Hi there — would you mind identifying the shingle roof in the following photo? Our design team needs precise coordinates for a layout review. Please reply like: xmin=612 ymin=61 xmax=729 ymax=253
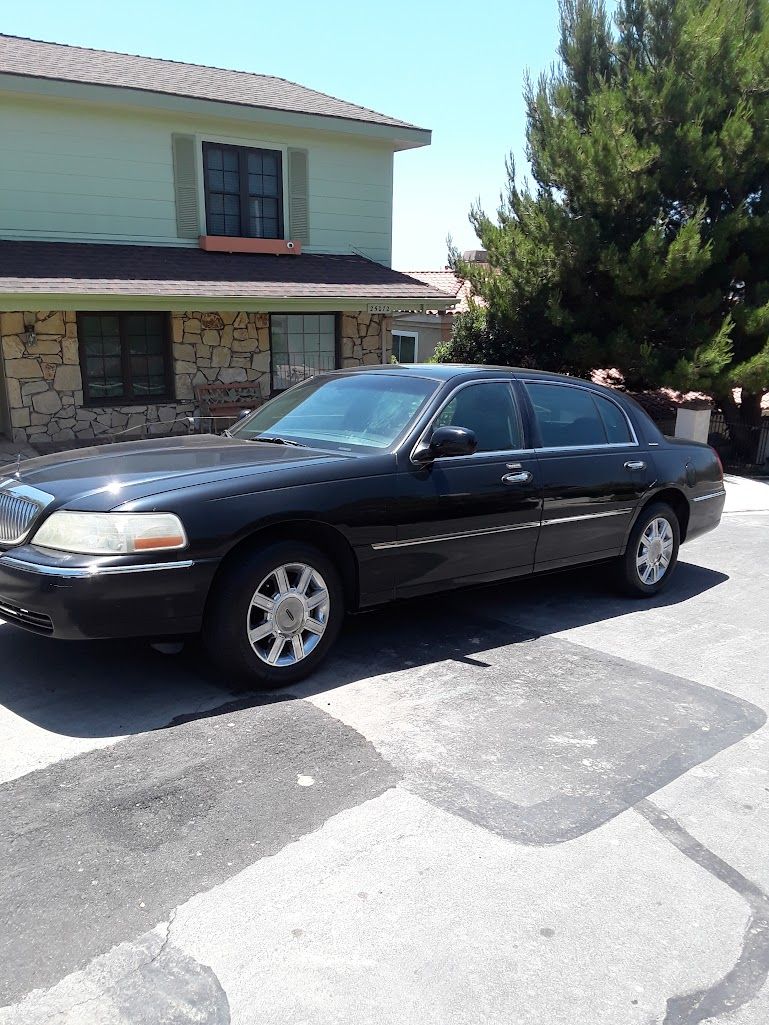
xmin=403 ymin=270 xmax=480 ymax=314
xmin=0 ymin=241 xmax=458 ymax=304
xmin=0 ymin=34 xmax=424 ymax=131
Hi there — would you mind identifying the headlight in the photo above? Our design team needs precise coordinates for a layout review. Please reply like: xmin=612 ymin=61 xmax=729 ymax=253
xmin=32 ymin=511 xmax=188 ymax=555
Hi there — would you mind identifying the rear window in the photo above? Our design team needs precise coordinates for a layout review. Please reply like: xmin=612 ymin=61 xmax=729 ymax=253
xmin=594 ymin=394 xmax=633 ymax=444
xmin=525 ymin=383 xmax=607 ymax=447
xmin=525 ymin=382 xmax=633 ymax=447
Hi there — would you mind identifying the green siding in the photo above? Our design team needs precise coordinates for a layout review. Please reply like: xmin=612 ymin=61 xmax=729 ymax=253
xmin=0 ymin=93 xmax=395 ymax=264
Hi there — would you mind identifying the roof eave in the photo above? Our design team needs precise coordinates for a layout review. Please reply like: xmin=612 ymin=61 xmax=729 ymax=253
xmin=0 ymin=72 xmax=432 ymax=149
xmin=0 ymin=290 xmax=458 ymax=314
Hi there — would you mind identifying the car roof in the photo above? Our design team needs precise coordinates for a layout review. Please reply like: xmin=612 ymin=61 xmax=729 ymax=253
xmin=334 ymin=363 xmax=603 ymax=387
xmin=330 ymin=363 xmax=515 ymax=382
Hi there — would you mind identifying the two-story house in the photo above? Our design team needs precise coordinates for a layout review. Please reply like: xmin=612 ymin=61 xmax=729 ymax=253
xmin=0 ymin=35 xmax=454 ymax=447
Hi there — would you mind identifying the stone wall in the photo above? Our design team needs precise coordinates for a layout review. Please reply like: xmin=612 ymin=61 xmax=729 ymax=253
xmin=2 ymin=311 xmax=89 ymax=446
xmin=340 ymin=313 xmax=391 ymax=366
xmin=171 ymin=311 xmax=270 ymax=402
xmin=0 ymin=310 xmax=390 ymax=446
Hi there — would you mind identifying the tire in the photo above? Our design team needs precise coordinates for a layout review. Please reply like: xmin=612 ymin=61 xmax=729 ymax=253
xmin=617 ymin=501 xmax=680 ymax=597
xmin=203 ymin=540 xmax=344 ymax=690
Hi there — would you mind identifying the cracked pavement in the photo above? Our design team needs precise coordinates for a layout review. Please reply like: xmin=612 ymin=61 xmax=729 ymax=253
xmin=1 ymin=477 xmax=768 ymax=1024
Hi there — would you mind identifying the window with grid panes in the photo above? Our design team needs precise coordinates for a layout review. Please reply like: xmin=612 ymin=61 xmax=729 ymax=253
xmin=203 ymin=143 xmax=283 ymax=239
xmin=270 ymin=314 xmax=337 ymax=390
xmin=77 ymin=313 xmax=172 ymax=404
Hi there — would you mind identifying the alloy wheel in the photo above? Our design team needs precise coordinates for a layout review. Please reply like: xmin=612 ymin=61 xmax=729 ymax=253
xmin=635 ymin=516 xmax=674 ymax=585
xmin=246 ymin=562 xmax=330 ymax=666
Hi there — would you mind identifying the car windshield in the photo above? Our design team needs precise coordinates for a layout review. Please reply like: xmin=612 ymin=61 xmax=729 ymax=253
xmin=230 ymin=373 xmax=438 ymax=452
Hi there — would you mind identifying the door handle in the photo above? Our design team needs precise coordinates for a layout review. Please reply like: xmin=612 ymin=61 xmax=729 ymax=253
xmin=501 ymin=470 xmax=533 ymax=485
xmin=624 ymin=460 xmax=646 ymax=470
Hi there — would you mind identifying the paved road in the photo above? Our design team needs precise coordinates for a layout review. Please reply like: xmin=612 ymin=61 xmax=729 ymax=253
xmin=1 ymin=485 xmax=768 ymax=1024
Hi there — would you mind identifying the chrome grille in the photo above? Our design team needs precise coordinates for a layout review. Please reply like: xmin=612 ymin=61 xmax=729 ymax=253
xmin=0 ymin=491 xmax=39 ymax=543
xmin=0 ymin=480 xmax=53 ymax=545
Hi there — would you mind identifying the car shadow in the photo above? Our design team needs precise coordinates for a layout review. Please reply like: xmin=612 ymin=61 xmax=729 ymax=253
xmin=0 ymin=559 xmax=729 ymax=740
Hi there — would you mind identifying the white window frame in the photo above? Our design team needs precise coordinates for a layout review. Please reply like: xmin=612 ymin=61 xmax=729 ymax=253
xmin=392 ymin=330 xmax=419 ymax=363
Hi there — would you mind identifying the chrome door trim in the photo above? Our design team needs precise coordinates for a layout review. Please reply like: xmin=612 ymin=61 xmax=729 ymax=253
xmin=0 ymin=556 xmax=195 ymax=578
xmin=541 ymin=508 xmax=634 ymax=526
xmin=692 ymin=489 xmax=726 ymax=503
xmin=409 ymin=378 xmax=533 ymax=465
xmin=534 ymin=442 xmax=640 ymax=453
xmin=519 ymin=379 xmax=640 ymax=449
xmin=372 ymin=520 xmax=541 ymax=550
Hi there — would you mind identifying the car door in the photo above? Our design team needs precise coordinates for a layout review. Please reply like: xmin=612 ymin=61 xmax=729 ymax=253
xmin=387 ymin=379 xmax=543 ymax=598
xmin=520 ymin=379 xmax=653 ymax=570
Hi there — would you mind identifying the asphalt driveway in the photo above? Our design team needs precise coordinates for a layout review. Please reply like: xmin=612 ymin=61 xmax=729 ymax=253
xmin=1 ymin=480 xmax=768 ymax=1024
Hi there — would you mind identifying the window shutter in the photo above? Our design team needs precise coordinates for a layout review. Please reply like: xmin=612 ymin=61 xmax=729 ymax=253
xmin=172 ymin=134 xmax=201 ymax=239
xmin=287 ymin=148 xmax=310 ymax=244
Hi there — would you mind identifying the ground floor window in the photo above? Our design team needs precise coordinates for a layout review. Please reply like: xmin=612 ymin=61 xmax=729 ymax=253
xmin=270 ymin=314 xmax=337 ymax=390
xmin=392 ymin=331 xmax=419 ymax=363
xmin=78 ymin=313 xmax=172 ymax=404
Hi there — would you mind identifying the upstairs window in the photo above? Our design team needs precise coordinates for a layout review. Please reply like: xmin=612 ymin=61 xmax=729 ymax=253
xmin=203 ymin=143 xmax=283 ymax=239
xmin=78 ymin=313 xmax=172 ymax=405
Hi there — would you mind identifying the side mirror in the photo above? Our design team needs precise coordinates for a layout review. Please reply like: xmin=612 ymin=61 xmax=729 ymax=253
xmin=414 ymin=425 xmax=478 ymax=463
xmin=236 ymin=408 xmax=252 ymax=421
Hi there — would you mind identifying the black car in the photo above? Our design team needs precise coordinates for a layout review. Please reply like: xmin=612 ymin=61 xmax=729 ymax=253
xmin=0 ymin=365 xmax=725 ymax=687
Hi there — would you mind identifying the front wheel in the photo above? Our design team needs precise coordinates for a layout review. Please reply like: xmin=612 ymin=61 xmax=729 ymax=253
xmin=617 ymin=502 xmax=680 ymax=597
xmin=203 ymin=541 xmax=344 ymax=689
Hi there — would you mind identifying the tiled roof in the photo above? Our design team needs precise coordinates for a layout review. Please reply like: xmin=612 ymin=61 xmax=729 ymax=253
xmin=0 ymin=241 xmax=458 ymax=304
xmin=0 ymin=34 xmax=424 ymax=131
xmin=402 ymin=270 xmax=480 ymax=314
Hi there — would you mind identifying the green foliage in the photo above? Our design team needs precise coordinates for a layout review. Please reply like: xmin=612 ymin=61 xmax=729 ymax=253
xmin=441 ymin=0 xmax=769 ymax=438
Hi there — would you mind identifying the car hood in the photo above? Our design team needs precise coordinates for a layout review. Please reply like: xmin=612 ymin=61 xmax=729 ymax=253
xmin=0 ymin=434 xmax=351 ymax=509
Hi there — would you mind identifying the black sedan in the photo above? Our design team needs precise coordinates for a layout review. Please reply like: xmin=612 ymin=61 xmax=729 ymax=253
xmin=0 ymin=365 xmax=725 ymax=687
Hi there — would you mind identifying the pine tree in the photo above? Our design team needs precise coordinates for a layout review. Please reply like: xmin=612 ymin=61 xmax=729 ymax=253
xmin=439 ymin=0 xmax=769 ymax=459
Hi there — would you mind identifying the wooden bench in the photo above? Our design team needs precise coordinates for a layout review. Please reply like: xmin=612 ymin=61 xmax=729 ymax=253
xmin=194 ymin=382 xmax=266 ymax=431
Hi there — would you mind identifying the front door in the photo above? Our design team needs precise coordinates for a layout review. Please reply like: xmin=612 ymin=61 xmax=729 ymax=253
xmin=520 ymin=380 xmax=654 ymax=570
xmin=388 ymin=379 xmax=542 ymax=598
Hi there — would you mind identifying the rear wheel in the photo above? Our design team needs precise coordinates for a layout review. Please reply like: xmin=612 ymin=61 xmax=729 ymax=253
xmin=617 ymin=502 xmax=680 ymax=597
xmin=203 ymin=541 xmax=344 ymax=689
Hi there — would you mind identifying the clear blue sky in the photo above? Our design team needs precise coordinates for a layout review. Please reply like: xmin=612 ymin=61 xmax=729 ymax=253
xmin=3 ymin=0 xmax=563 ymax=270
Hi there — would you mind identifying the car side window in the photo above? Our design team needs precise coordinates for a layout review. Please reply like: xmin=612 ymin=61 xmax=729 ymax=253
xmin=433 ymin=382 xmax=523 ymax=452
xmin=525 ymin=382 xmax=610 ymax=448
xmin=594 ymin=394 xmax=634 ymax=444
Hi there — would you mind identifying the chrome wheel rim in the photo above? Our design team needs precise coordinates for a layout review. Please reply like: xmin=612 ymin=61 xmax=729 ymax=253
xmin=246 ymin=562 xmax=330 ymax=666
xmin=636 ymin=517 xmax=674 ymax=585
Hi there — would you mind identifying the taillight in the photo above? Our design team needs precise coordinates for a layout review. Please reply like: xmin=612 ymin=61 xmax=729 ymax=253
xmin=711 ymin=447 xmax=724 ymax=479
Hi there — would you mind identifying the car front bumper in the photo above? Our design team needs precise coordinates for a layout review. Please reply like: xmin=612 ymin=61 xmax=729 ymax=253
xmin=0 ymin=548 xmax=219 ymax=640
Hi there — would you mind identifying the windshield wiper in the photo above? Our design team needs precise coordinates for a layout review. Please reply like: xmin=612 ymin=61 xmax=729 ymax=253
xmin=247 ymin=435 xmax=305 ymax=447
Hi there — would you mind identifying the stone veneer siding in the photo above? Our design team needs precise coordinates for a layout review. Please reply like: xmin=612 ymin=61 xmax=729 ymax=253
xmin=0 ymin=310 xmax=391 ymax=445
xmin=339 ymin=312 xmax=390 ymax=365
